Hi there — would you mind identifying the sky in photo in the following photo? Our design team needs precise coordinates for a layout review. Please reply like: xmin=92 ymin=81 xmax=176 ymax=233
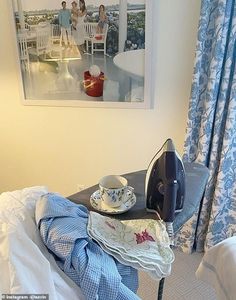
xmin=15 ymin=0 xmax=145 ymax=11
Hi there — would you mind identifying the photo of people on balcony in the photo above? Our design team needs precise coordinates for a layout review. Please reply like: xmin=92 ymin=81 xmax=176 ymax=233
xmin=13 ymin=0 xmax=146 ymax=103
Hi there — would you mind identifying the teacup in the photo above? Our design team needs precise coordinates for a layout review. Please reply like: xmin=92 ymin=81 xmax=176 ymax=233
xmin=99 ymin=175 xmax=134 ymax=208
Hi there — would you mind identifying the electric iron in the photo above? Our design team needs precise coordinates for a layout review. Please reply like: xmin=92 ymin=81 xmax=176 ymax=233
xmin=145 ymin=139 xmax=185 ymax=227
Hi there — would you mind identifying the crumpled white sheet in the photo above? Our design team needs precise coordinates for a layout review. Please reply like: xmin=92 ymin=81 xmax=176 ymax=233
xmin=0 ymin=186 xmax=85 ymax=300
xmin=196 ymin=236 xmax=236 ymax=300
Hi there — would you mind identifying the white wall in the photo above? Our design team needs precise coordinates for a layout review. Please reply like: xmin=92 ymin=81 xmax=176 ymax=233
xmin=0 ymin=0 xmax=201 ymax=196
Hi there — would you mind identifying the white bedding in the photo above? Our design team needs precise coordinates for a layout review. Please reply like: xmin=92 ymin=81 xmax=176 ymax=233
xmin=196 ymin=236 xmax=236 ymax=300
xmin=0 ymin=187 xmax=85 ymax=300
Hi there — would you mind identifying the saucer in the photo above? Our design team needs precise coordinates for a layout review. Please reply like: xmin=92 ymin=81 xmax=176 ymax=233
xmin=90 ymin=190 xmax=136 ymax=215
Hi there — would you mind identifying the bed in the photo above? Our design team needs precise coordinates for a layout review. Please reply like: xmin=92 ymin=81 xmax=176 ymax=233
xmin=196 ymin=236 xmax=236 ymax=300
xmin=0 ymin=186 xmax=85 ymax=299
xmin=0 ymin=186 xmax=141 ymax=300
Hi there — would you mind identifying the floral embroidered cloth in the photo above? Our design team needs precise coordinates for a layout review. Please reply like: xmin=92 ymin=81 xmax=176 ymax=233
xmin=88 ymin=212 xmax=175 ymax=280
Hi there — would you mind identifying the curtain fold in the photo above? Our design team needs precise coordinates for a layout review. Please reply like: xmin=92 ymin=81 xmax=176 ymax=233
xmin=175 ymin=0 xmax=236 ymax=252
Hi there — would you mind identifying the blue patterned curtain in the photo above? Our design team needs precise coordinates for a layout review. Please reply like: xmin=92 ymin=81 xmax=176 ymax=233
xmin=175 ymin=0 xmax=236 ymax=252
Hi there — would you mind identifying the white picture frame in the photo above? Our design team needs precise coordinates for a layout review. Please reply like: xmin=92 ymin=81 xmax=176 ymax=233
xmin=10 ymin=0 xmax=153 ymax=108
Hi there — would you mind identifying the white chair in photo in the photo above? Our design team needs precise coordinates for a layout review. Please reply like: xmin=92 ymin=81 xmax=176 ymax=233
xmin=49 ymin=24 xmax=63 ymax=59
xmin=28 ymin=28 xmax=51 ymax=59
xmin=18 ymin=33 xmax=30 ymax=72
xmin=84 ymin=22 xmax=97 ymax=37
xmin=84 ymin=23 xmax=108 ymax=55
xmin=51 ymin=24 xmax=62 ymax=45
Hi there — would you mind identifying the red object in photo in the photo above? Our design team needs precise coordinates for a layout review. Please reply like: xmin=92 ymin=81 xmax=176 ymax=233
xmin=84 ymin=71 xmax=104 ymax=97
xmin=95 ymin=35 xmax=103 ymax=40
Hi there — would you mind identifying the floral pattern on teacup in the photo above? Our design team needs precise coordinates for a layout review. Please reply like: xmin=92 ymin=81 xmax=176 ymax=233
xmin=100 ymin=186 xmax=134 ymax=208
xmin=100 ymin=187 xmax=124 ymax=203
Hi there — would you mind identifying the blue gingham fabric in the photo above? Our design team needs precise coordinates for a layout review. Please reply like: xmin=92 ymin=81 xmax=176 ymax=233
xmin=35 ymin=193 xmax=140 ymax=300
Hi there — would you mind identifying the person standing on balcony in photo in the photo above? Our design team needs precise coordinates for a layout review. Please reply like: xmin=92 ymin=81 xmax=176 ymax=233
xmin=58 ymin=1 xmax=71 ymax=47
xmin=71 ymin=1 xmax=79 ymax=30
xmin=72 ymin=0 xmax=87 ymax=53
xmin=96 ymin=5 xmax=107 ymax=34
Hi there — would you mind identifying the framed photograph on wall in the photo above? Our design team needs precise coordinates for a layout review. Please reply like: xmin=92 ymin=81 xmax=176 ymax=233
xmin=10 ymin=0 xmax=153 ymax=108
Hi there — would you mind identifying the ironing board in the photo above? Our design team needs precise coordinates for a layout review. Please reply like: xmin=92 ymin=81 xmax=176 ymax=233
xmin=68 ymin=162 xmax=209 ymax=299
